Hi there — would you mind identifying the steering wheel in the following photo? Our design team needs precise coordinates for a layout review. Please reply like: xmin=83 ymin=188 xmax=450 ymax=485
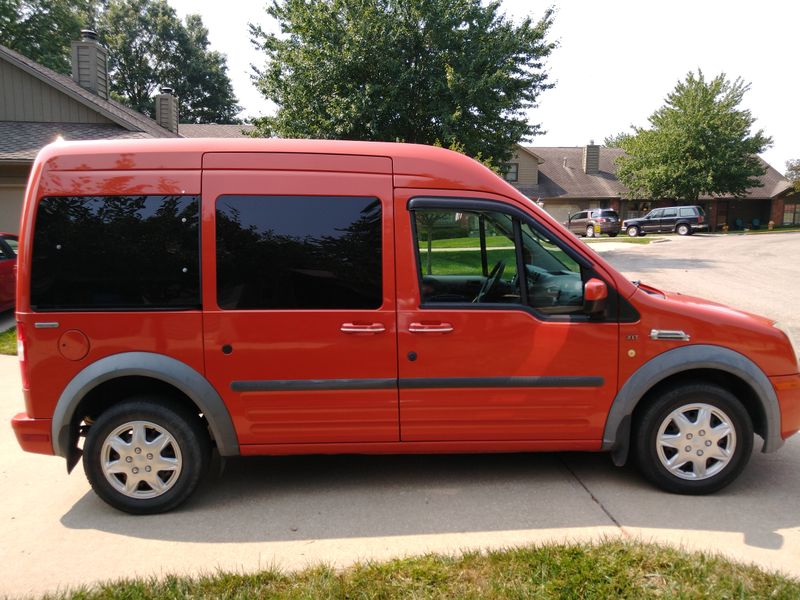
xmin=474 ymin=260 xmax=506 ymax=303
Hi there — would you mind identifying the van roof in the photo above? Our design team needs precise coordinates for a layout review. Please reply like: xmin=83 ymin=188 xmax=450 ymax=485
xmin=34 ymin=137 xmax=523 ymax=198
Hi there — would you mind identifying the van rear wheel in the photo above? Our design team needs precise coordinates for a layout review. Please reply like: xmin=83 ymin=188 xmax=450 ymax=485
xmin=83 ymin=397 xmax=210 ymax=514
xmin=634 ymin=383 xmax=752 ymax=494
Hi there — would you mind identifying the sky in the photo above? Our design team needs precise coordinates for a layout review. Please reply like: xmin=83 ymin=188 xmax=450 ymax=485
xmin=168 ymin=0 xmax=799 ymax=173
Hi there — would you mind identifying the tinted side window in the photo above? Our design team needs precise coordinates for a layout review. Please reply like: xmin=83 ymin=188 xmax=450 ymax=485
xmin=31 ymin=196 xmax=200 ymax=311
xmin=216 ymin=195 xmax=382 ymax=310
xmin=679 ymin=207 xmax=695 ymax=217
xmin=662 ymin=208 xmax=677 ymax=217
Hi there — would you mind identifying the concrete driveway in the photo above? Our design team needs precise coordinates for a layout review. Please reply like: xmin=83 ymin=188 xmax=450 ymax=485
xmin=2 ymin=233 xmax=800 ymax=596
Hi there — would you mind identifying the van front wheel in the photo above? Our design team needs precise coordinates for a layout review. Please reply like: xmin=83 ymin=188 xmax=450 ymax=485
xmin=83 ymin=397 xmax=210 ymax=514
xmin=634 ymin=383 xmax=752 ymax=494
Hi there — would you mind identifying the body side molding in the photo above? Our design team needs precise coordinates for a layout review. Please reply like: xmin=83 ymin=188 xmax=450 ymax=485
xmin=602 ymin=344 xmax=782 ymax=465
xmin=51 ymin=351 xmax=240 ymax=458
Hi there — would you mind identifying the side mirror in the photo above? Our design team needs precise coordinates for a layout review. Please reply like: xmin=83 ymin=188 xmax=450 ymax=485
xmin=583 ymin=278 xmax=608 ymax=316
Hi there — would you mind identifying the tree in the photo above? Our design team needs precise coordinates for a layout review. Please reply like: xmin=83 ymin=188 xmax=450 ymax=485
xmin=616 ymin=71 xmax=772 ymax=202
xmin=786 ymin=160 xmax=800 ymax=192
xmin=0 ymin=0 xmax=98 ymax=74
xmin=98 ymin=0 xmax=240 ymax=123
xmin=603 ymin=131 xmax=631 ymax=148
xmin=167 ymin=14 xmax=241 ymax=124
xmin=250 ymin=0 xmax=556 ymax=165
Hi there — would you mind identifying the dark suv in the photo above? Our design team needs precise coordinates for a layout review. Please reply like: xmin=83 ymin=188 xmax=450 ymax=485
xmin=623 ymin=205 xmax=708 ymax=237
xmin=565 ymin=208 xmax=621 ymax=238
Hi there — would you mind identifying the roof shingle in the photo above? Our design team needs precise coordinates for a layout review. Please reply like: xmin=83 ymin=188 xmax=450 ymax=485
xmin=178 ymin=124 xmax=255 ymax=138
xmin=0 ymin=122 xmax=150 ymax=161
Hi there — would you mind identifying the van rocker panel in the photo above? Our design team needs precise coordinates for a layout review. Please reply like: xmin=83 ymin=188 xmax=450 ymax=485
xmin=51 ymin=352 xmax=239 ymax=459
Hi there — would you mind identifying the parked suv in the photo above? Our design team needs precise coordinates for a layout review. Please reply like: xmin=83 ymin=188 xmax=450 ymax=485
xmin=623 ymin=205 xmax=708 ymax=237
xmin=11 ymin=139 xmax=800 ymax=514
xmin=565 ymin=208 xmax=621 ymax=238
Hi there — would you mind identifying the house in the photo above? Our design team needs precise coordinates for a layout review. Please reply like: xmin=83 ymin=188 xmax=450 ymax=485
xmin=0 ymin=32 xmax=258 ymax=234
xmin=0 ymin=32 xmax=189 ymax=232
xmin=505 ymin=143 xmax=798 ymax=231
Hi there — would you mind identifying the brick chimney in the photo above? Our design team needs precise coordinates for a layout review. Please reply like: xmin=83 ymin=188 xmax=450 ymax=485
xmin=155 ymin=87 xmax=179 ymax=134
xmin=583 ymin=141 xmax=600 ymax=175
xmin=71 ymin=30 xmax=108 ymax=99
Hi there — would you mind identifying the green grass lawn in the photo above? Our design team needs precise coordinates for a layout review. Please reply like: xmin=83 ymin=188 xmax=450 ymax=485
xmin=740 ymin=227 xmax=800 ymax=235
xmin=421 ymin=248 xmax=518 ymax=277
xmin=40 ymin=540 xmax=799 ymax=599
xmin=429 ymin=235 xmax=512 ymax=249
xmin=0 ymin=326 xmax=16 ymax=355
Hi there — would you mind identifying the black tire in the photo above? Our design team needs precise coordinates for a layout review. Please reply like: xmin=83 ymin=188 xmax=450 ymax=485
xmin=676 ymin=223 xmax=691 ymax=236
xmin=634 ymin=383 xmax=753 ymax=495
xmin=627 ymin=226 xmax=640 ymax=237
xmin=608 ymin=232 xmax=618 ymax=238
xmin=83 ymin=397 xmax=210 ymax=514
xmin=585 ymin=225 xmax=595 ymax=238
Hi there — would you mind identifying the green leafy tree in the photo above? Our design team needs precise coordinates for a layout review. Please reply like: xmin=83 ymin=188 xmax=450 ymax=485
xmin=250 ymin=0 xmax=556 ymax=165
xmin=616 ymin=71 xmax=772 ymax=202
xmin=603 ymin=131 xmax=631 ymax=148
xmin=98 ymin=0 xmax=240 ymax=122
xmin=786 ymin=159 xmax=800 ymax=192
xmin=168 ymin=14 xmax=242 ymax=124
xmin=0 ymin=0 xmax=99 ymax=74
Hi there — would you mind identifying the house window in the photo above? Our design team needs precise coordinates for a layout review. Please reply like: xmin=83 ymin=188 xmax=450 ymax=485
xmin=783 ymin=203 xmax=799 ymax=226
xmin=504 ymin=163 xmax=519 ymax=182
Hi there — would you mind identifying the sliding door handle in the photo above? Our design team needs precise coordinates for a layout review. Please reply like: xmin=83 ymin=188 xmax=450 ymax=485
xmin=341 ymin=322 xmax=386 ymax=334
xmin=409 ymin=322 xmax=454 ymax=334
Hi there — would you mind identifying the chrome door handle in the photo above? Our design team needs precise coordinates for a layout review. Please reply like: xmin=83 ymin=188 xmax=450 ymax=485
xmin=340 ymin=322 xmax=386 ymax=334
xmin=408 ymin=322 xmax=454 ymax=333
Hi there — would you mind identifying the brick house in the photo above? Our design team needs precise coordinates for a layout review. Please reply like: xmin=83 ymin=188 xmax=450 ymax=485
xmin=504 ymin=143 xmax=798 ymax=231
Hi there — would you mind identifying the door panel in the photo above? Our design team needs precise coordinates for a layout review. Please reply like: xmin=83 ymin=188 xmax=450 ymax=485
xmin=395 ymin=190 xmax=618 ymax=443
xmin=202 ymin=168 xmax=399 ymax=445
xmin=660 ymin=208 xmax=678 ymax=232
xmin=643 ymin=210 xmax=662 ymax=233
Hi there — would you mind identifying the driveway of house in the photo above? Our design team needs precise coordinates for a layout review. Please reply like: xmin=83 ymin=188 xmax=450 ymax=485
xmin=1 ymin=233 xmax=799 ymax=597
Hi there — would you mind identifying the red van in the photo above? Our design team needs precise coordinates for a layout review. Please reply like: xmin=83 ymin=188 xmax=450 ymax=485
xmin=10 ymin=139 xmax=800 ymax=514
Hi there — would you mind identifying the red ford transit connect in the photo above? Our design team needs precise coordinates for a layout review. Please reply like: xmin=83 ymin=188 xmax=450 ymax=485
xmin=11 ymin=139 xmax=800 ymax=514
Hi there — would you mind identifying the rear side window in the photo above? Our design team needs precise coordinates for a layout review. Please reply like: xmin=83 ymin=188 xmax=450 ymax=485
xmin=679 ymin=207 xmax=696 ymax=217
xmin=31 ymin=195 xmax=200 ymax=311
xmin=216 ymin=195 xmax=382 ymax=310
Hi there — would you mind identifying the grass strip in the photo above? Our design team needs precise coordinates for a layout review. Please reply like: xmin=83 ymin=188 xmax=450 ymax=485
xmin=584 ymin=237 xmax=653 ymax=244
xmin=40 ymin=540 xmax=799 ymax=599
xmin=0 ymin=326 xmax=16 ymax=355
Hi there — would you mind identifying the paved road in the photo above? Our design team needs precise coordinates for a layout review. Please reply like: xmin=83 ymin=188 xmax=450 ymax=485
xmin=2 ymin=233 xmax=800 ymax=596
xmin=595 ymin=232 xmax=800 ymax=339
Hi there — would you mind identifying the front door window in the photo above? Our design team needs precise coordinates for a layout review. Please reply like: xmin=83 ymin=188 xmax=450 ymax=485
xmin=412 ymin=207 xmax=585 ymax=316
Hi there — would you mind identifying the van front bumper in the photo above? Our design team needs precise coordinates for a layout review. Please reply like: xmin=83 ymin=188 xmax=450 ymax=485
xmin=11 ymin=413 xmax=54 ymax=455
